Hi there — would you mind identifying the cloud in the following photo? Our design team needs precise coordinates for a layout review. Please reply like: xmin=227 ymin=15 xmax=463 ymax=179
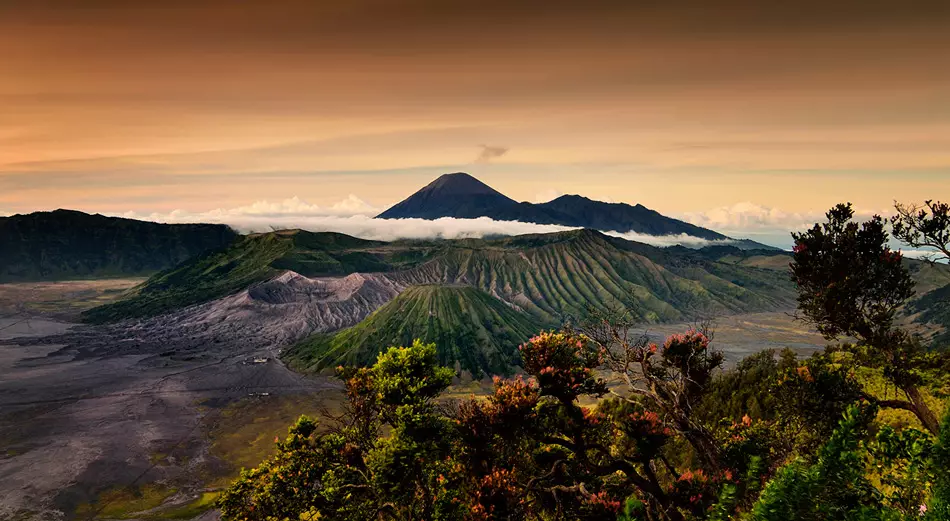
xmin=900 ymin=249 xmax=943 ymax=261
xmin=533 ymin=189 xmax=562 ymax=203
xmin=115 ymin=195 xmax=728 ymax=247
xmin=604 ymin=230 xmax=735 ymax=248
xmin=680 ymin=202 xmax=883 ymax=234
xmin=121 ymin=206 xmax=576 ymax=241
xmin=681 ymin=202 xmax=819 ymax=232
xmin=474 ymin=144 xmax=509 ymax=164
xmin=121 ymin=195 xmax=379 ymax=222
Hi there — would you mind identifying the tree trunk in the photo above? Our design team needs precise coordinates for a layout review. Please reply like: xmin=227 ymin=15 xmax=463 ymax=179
xmin=904 ymin=384 xmax=941 ymax=435
xmin=676 ymin=418 xmax=721 ymax=472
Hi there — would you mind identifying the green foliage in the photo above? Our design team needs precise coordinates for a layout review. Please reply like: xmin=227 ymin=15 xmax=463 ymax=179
xmin=218 ymin=341 xmax=457 ymax=521
xmin=791 ymin=203 xmax=914 ymax=345
xmin=923 ymin=408 xmax=950 ymax=520
xmin=222 ymin=331 xmax=950 ymax=521
xmin=699 ymin=349 xmax=795 ymax=424
xmin=792 ymin=203 xmax=947 ymax=435
xmin=751 ymin=403 xmax=888 ymax=521
xmin=773 ymin=351 xmax=866 ymax=451
xmin=868 ymin=424 xmax=935 ymax=513
xmin=286 ymin=285 xmax=540 ymax=377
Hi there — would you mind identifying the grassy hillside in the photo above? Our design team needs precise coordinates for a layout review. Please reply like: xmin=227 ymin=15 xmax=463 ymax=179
xmin=84 ymin=229 xmax=798 ymax=324
xmin=284 ymin=285 xmax=539 ymax=376
xmin=81 ymin=230 xmax=435 ymax=323
xmin=399 ymin=229 xmax=797 ymax=324
xmin=0 ymin=210 xmax=237 ymax=282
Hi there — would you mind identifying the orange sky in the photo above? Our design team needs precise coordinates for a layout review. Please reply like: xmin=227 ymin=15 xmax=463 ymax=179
xmin=2 ymin=0 xmax=949 ymax=224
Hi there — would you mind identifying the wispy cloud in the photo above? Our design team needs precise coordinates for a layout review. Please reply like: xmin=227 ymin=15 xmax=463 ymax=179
xmin=474 ymin=144 xmax=509 ymax=164
xmin=533 ymin=188 xmax=562 ymax=203
xmin=604 ymin=230 xmax=735 ymax=248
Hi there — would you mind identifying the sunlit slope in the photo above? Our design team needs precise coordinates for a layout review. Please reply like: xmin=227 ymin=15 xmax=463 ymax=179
xmin=81 ymin=230 xmax=433 ymax=323
xmin=284 ymin=285 xmax=538 ymax=376
xmin=396 ymin=230 xmax=796 ymax=324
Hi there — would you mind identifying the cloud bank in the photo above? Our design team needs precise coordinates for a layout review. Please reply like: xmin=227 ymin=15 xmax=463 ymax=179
xmin=604 ymin=231 xmax=735 ymax=248
xmin=116 ymin=196 xmax=736 ymax=247
xmin=681 ymin=202 xmax=884 ymax=234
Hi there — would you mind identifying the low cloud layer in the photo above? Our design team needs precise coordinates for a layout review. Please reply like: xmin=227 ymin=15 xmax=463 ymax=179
xmin=604 ymin=231 xmax=735 ymax=248
xmin=116 ymin=196 xmax=734 ymax=247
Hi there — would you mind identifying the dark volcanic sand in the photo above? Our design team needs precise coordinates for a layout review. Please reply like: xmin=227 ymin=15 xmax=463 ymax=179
xmin=0 ymin=316 xmax=335 ymax=520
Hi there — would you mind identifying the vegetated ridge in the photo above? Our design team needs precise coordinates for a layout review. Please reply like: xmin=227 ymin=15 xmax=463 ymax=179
xmin=284 ymin=285 xmax=539 ymax=376
xmin=85 ymin=228 xmax=796 ymax=326
xmin=81 ymin=229 xmax=436 ymax=323
xmin=0 ymin=209 xmax=238 ymax=282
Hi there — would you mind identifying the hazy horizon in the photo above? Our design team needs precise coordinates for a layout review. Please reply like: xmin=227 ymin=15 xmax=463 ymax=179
xmin=4 ymin=0 xmax=949 ymax=247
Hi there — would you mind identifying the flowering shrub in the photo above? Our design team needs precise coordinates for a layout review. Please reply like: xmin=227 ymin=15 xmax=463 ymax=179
xmin=520 ymin=331 xmax=608 ymax=401
xmin=219 ymin=332 xmax=950 ymax=521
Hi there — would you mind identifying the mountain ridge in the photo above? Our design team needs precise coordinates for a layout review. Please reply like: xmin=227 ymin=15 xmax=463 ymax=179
xmin=0 ymin=209 xmax=238 ymax=283
xmin=83 ymin=228 xmax=797 ymax=326
xmin=284 ymin=284 xmax=538 ymax=376
xmin=377 ymin=172 xmax=737 ymax=242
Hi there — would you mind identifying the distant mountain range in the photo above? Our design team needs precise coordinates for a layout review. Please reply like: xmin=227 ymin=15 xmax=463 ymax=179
xmin=377 ymin=172 xmax=774 ymax=249
xmin=0 ymin=210 xmax=237 ymax=282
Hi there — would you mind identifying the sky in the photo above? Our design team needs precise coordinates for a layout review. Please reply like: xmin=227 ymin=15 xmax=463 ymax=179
xmin=2 ymin=0 xmax=949 ymax=246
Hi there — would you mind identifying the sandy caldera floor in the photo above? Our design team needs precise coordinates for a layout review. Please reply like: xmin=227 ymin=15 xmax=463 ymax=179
xmin=0 ymin=281 xmax=338 ymax=521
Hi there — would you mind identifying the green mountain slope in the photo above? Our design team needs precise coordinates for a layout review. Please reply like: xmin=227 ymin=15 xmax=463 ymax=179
xmin=903 ymin=261 xmax=950 ymax=348
xmin=81 ymin=229 xmax=435 ymax=323
xmin=284 ymin=285 xmax=538 ymax=376
xmin=399 ymin=230 xmax=796 ymax=324
xmin=84 ymin=229 xmax=798 ymax=324
xmin=0 ymin=210 xmax=237 ymax=282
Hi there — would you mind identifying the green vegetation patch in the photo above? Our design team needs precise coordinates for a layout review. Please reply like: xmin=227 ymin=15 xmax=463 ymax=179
xmin=74 ymin=484 xmax=177 ymax=519
xmin=207 ymin=391 xmax=346 ymax=478
xmin=285 ymin=285 xmax=542 ymax=377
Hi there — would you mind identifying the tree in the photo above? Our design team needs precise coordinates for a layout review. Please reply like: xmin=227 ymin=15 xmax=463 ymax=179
xmin=575 ymin=310 xmax=726 ymax=472
xmin=218 ymin=340 xmax=461 ymax=521
xmin=791 ymin=203 xmax=942 ymax=435
xmin=892 ymin=200 xmax=950 ymax=264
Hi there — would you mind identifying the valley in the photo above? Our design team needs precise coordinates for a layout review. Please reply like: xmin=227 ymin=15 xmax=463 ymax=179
xmin=0 ymin=225 xmax=947 ymax=520
xmin=0 ymin=278 xmax=827 ymax=520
